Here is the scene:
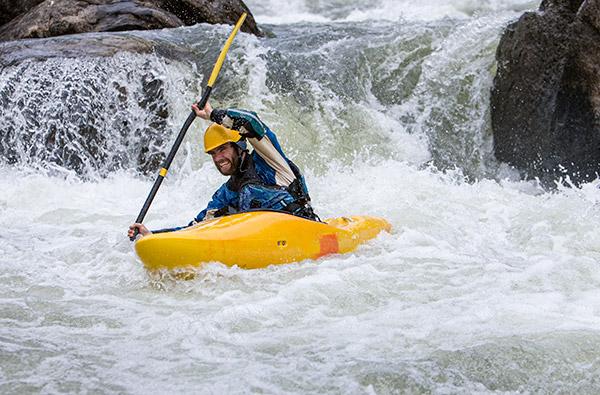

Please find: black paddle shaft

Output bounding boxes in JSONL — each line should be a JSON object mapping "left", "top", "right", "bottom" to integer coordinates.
{"left": 130, "top": 87, "right": 212, "bottom": 241}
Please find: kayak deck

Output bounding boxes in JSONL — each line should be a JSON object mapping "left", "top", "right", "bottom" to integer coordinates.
{"left": 135, "top": 211, "right": 391, "bottom": 270}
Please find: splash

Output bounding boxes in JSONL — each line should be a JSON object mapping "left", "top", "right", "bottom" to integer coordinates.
{"left": 245, "top": 0, "right": 538, "bottom": 23}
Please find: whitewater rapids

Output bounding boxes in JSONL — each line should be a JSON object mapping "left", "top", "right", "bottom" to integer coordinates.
{"left": 2, "top": 0, "right": 600, "bottom": 393}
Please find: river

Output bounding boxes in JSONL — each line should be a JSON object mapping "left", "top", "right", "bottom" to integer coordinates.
{"left": 2, "top": 0, "right": 600, "bottom": 393}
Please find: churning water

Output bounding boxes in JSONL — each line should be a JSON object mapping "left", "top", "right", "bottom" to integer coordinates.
{"left": 2, "top": 0, "right": 600, "bottom": 393}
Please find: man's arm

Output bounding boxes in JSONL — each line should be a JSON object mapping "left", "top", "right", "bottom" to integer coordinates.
{"left": 191, "top": 101, "right": 298, "bottom": 187}
{"left": 193, "top": 102, "right": 268, "bottom": 140}
{"left": 210, "top": 108, "right": 297, "bottom": 187}
{"left": 148, "top": 183, "right": 237, "bottom": 234}
{"left": 210, "top": 108, "right": 266, "bottom": 139}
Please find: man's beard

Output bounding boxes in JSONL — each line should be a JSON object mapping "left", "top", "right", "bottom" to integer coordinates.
{"left": 217, "top": 151, "right": 241, "bottom": 176}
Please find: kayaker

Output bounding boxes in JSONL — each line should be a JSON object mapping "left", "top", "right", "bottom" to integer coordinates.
{"left": 128, "top": 101, "right": 317, "bottom": 238}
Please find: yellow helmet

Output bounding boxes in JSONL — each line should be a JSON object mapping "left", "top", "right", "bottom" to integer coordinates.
{"left": 203, "top": 123, "right": 242, "bottom": 153}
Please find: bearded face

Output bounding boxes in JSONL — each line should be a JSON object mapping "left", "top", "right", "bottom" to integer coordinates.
{"left": 208, "top": 142, "right": 241, "bottom": 176}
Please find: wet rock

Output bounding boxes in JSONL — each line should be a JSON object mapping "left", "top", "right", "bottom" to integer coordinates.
{"left": 491, "top": 0, "right": 600, "bottom": 185}
{"left": 0, "top": 0, "right": 261, "bottom": 42}
{"left": 0, "top": 0, "right": 44, "bottom": 26}
{"left": 160, "top": 0, "right": 259, "bottom": 34}
{"left": 0, "top": 34, "right": 155, "bottom": 68}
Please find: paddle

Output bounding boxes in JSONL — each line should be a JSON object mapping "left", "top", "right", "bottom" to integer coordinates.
{"left": 130, "top": 12, "right": 247, "bottom": 241}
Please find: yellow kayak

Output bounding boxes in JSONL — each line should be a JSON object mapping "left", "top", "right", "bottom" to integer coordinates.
{"left": 135, "top": 211, "right": 391, "bottom": 270}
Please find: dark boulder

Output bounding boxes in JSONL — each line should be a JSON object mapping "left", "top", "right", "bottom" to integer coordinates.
{"left": 159, "top": 0, "right": 258, "bottom": 31}
{"left": 0, "top": 0, "right": 261, "bottom": 42}
{"left": 0, "top": 0, "right": 44, "bottom": 26}
{"left": 491, "top": 0, "right": 600, "bottom": 185}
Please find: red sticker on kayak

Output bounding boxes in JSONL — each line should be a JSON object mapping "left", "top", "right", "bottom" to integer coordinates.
{"left": 318, "top": 234, "right": 339, "bottom": 257}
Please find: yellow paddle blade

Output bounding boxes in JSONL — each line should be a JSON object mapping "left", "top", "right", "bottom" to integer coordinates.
{"left": 207, "top": 12, "right": 247, "bottom": 87}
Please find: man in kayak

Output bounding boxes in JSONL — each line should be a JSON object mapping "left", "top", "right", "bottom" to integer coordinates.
{"left": 128, "top": 102, "right": 317, "bottom": 238}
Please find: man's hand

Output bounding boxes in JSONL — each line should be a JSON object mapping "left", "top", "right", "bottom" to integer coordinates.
{"left": 192, "top": 101, "right": 213, "bottom": 120}
{"left": 128, "top": 223, "right": 151, "bottom": 239}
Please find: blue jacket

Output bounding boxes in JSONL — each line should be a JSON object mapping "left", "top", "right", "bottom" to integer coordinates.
{"left": 153, "top": 108, "right": 311, "bottom": 233}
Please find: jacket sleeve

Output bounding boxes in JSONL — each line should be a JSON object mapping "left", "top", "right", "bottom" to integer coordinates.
{"left": 210, "top": 108, "right": 267, "bottom": 138}
{"left": 211, "top": 108, "right": 296, "bottom": 187}
{"left": 151, "top": 183, "right": 235, "bottom": 234}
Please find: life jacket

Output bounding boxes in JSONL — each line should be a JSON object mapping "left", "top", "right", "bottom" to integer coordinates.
{"left": 216, "top": 151, "right": 318, "bottom": 220}
{"left": 225, "top": 151, "right": 263, "bottom": 192}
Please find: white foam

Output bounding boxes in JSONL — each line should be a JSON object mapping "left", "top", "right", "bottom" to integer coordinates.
{"left": 245, "top": 0, "right": 537, "bottom": 24}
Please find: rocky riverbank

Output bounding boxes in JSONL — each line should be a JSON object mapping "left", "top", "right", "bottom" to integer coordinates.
{"left": 0, "top": 0, "right": 261, "bottom": 42}
{"left": 491, "top": 0, "right": 600, "bottom": 186}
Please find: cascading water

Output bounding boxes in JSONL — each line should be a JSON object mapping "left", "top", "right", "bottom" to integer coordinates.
{"left": 2, "top": 0, "right": 600, "bottom": 393}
